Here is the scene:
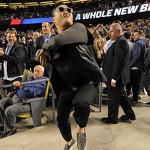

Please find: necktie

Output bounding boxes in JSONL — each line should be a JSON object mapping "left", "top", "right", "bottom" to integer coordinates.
{"left": 5, "top": 45, "right": 12, "bottom": 54}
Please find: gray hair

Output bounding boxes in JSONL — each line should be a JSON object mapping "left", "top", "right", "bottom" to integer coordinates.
{"left": 34, "top": 65, "right": 45, "bottom": 73}
{"left": 110, "top": 23, "right": 123, "bottom": 35}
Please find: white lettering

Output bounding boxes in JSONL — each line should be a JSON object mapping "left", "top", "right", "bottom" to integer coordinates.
{"left": 128, "top": 5, "right": 139, "bottom": 14}
{"left": 75, "top": 14, "right": 81, "bottom": 20}
{"left": 107, "top": 9, "right": 113, "bottom": 17}
{"left": 83, "top": 13, "right": 91, "bottom": 20}
{"left": 140, "top": 4, "right": 148, "bottom": 12}
{"left": 75, "top": 3, "right": 150, "bottom": 20}
{"left": 90, "top": 12, "right": 97, "bottom": 19}
{"left": 149, "top": 4, "right": 150, "bottom": 11}
{"left": 96, "top": 11, "right": 102, "bottom": 18}
{"left": 114, "top": 8, "right": 122, "bottom": 16}
{"left": 102, "top": 11, "right": 107, "bottom": 17}
{"left": 121, "top": 7, "right": 128, "bottom": 15}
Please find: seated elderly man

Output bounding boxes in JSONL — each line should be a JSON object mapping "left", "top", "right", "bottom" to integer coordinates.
{"left": 0, "top": 65, "right": 47, "bottom": 138}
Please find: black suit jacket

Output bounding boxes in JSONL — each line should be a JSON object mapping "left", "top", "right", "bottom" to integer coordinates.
{"left": 36, "top": 36, "right": 45, "bottom": 50}
{"left": 27, "top": 41, "right": 37, "bottom": 61}
{"left": 0, "top": 42, "right": 25, "bottom": 78}
{"left": 103, "top": 36, "right": 130, "bottom": 85}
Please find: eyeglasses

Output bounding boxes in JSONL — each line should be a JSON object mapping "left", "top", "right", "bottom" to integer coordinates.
{"left": 57, "top": 7, "right": 73, "bottom": 13}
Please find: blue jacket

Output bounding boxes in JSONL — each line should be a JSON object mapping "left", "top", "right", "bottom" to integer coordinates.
{"left": 130, "top": 39, "right": 146, "bottom": 71}
{"left": 16, "top": 77, "right": 47, "bottom": 99}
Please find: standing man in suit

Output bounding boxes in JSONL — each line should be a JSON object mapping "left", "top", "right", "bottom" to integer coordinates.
{"left": 36, "top": 22, "right": 54, "bottom": 77}
{"left": 102, "top": 23, "right": 136, "bottom": 124}
{"left": 36, "top": 22, "right": 53, "bottom": 50}
{"left": 0, "top": 28, "right": 25, "bottom": 96}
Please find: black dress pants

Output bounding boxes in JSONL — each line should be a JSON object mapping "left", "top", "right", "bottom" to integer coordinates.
{"left": 130, "top": 69, "right": 143, "bottom": 102}
{"left": 107, "top": 85, "right": 135, "bottom": 120}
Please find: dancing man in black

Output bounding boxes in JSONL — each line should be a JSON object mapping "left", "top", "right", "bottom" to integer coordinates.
{"left": 38, "top": 4, "right": 106, "bottom": 150}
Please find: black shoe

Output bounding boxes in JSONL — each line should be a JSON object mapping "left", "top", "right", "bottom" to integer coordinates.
{"left": 0, "top": 125, "right": 4, "bottom": 131}
{"left": 119, "top": 115, "right": 136, "bottom": 123}
{"left": 129, "top": 115, "right": 136, "bottom": 120}
{"left": 119, "top": 115, "right": 131, "bottom": 123}
{"left": 101, "top": 117, "right": 118, "bottom": 124}
{"left": 0, "top": 128, "right": 17, "bottom": 138}
{"left": 146, "top": 102, "right": 150, "bottom": 105}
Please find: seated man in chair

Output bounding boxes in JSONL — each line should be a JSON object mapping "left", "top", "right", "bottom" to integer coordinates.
{"left": 0, "top": 65, "right": 47, "bottom": 138}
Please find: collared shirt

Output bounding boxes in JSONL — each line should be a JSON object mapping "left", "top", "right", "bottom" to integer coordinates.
{"left": 104, "top": 39, "right": 115, "bottom": 52}
{"left": 3, "top": 44, "right": 12, "bottom": 80}
{"left": 44, "top": 34, "right": 52, "bottom": 42}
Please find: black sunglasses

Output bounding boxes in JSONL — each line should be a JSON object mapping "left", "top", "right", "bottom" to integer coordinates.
{"left": 58, "top": 7, "right": 73, "bottom": 13}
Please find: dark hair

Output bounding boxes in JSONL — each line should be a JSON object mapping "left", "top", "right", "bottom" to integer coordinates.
{"left": 51, "top": 4, "right": 61, "bottom": 17}
{"left": 51, "top": 8, "right": 56, "bottom": 17}
{"left": 5, "top": 28, "right": 17, "bottom": 36}
{"left": 51, "top": 4, "right": 69, "bottom": 17}
{"left": 124, "top": 31, "right": 132, "bottom": 39}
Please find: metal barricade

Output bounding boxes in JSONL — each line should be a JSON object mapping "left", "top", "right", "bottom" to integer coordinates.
{"left": 91, "top": 82, "right": 103, "bottom": 112}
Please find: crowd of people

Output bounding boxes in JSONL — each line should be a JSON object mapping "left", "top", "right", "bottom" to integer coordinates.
{"left": 0, "top": 18, "right": 149, "bottom": 47}
{"left": 0, "top": 0, "right": 149, "bottom": 19}
{"left": 0, "top": 2, "right": 149, "bottom": 150}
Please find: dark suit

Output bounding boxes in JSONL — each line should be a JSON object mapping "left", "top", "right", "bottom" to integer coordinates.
{"left": 27, "top": 41, "right": 37, "bottom": 59}
{"left": 26, "top": 40, "right": 38, "bottom": 70}
{"left": 0, "top": 42, "right": 25, "bottom": 79}
{"left": 36, "top": 36, "right": 45, "bottom": 50}
{"left": 36, "top": 35, "right": 55, "bottom": 50}
{"left": 36, "top": 35, "right": 52, "bottom": 77}
{"left": 103, "top": 36, "right": 135, "bottom": 120}
{"left": 0, "top": 42, "right": 25, "bottom": 94}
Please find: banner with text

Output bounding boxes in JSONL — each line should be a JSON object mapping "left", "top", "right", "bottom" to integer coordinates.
{"left": 75, "top": 3, "right": 150, "bottom": 20}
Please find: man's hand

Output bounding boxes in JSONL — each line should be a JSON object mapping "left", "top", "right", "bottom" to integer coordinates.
{"left": 98, "top": 24, "right": 104, "bottom": 32}
{"left": 13, "top": 81, "right": 22, "bottom": 88}
{"left": 0, "top": 48, "right": 4, "bottom": 57}
{"left": 111, "top": 79, "right": 117, "bottom": 88}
